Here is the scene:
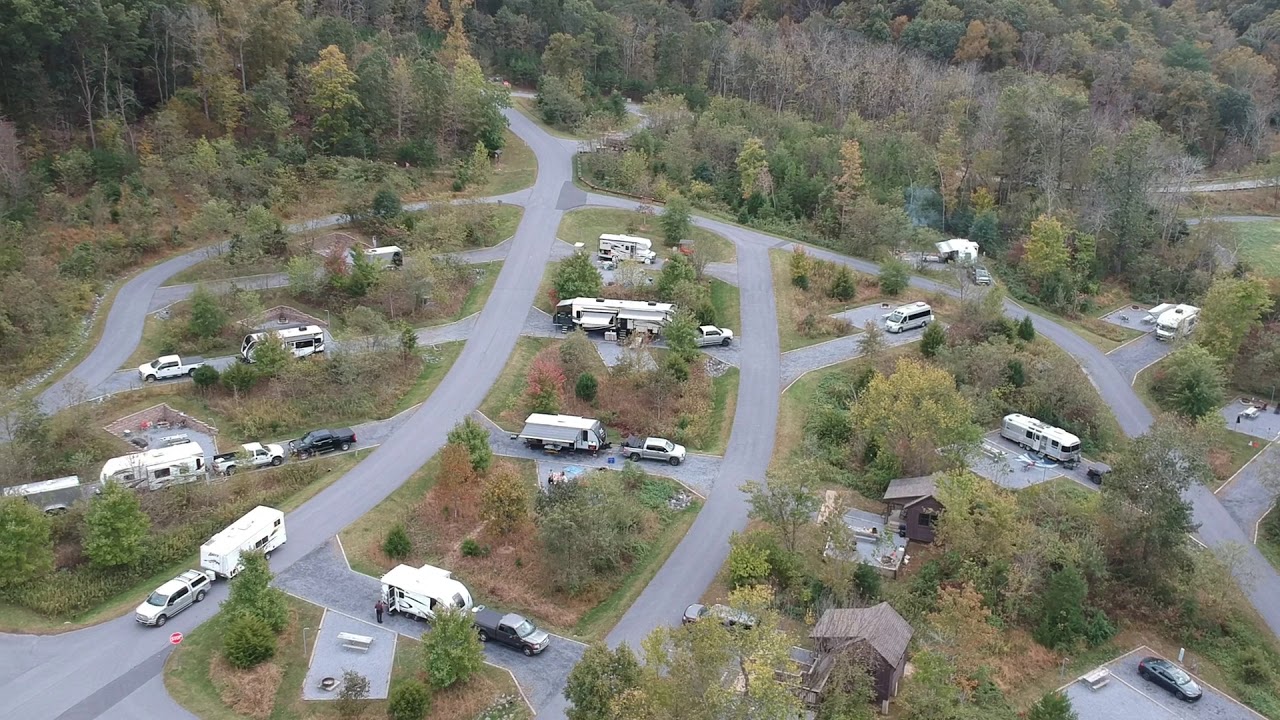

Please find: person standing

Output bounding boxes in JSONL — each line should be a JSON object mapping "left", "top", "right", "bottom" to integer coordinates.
{"left": 375, "top": 599, "right": 386, "bottom": 624}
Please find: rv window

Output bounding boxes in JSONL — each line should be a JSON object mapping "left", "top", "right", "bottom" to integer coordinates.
{"left": 907, "top": 310, "right": 931, "bottom": 322}
{"left": 452, "top": 593, "right": 465, "bottom": 608}
{"left": 1051, "top": 440, "right": 1059, "bottom": 448}
{"left": 1025, "top": 430, "right": 1034, "bottom": 439}
{"left": 274, "top": 519, "right": 281, "bottom": 527}
{"left": 1062, "top": 442, "right": 1080, "bottom": 453}
{"left": 154, "top": 468, "right": 172, "bottom": 479}
{"left": 295, "top": 339, "right": 313, "bottom": 349}
{"left": 255, "top": 535, "right": 269, "bottom": 549}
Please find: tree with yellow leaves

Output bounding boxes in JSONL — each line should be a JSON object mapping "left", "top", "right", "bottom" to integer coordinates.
{"left": 832, "top": 139, "right": 866, "bottom": 230}
{"left": 307, "top": 45, "right": 361, "bottom": 149}
{"left": 736, "top": 137, "right": 768, "bottom": 201}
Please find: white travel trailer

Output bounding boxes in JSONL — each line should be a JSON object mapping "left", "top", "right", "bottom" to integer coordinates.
{"left": 1000, "top": 413, "right": 1082, "bottom": 464}
{"left": 552, "top": 297, "right": 676, "bottom": 335}
{"left": 363, "top": 245, "right": 404, "bottom": 269}
{"left": 884, "top": 302, "right": 934, "bottom": 333}
{"left": 2, "top": 475, "right": 95, "bottom": 513}
{"left": 99, "top": 443, "right": 207, "bottom": 491}
{"left": 240, "top": 325, "right": 326, "bottom": 362}
{"left": 380, "top": 563, "right": 474, "bottom": 621}
{"left": 1154, "top": 304, "right": 1199, "bottom": 341}
{"left": 200, "top": 505, "right": 287, "bottom": 578}
{"left": 598, "top": 233, "right": 657, "bottom": 264}
{"left": 934, "top": 238, "right": 980, "bottom": 264}
{"left": 515, "top": 413, "right": 611, "bottom": 454}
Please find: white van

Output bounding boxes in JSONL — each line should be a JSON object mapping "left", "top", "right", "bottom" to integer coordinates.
{"left": 381, "top": 563, "right": 474, "bottom": 621}
{"left": 884, "top": 302, "right": 933, "bottom": 333}
{"left": 200, "top": 506, "right": 287, "bottom": 578}
{"left": 240, "top": 325, "right": 325, "bottom": 362}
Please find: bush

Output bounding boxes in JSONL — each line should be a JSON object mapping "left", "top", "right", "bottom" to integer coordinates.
{"left": 1017, "top": 315, "right": 1036, "bottom": 341}
{"left": 461, "top": 538, "right": 489, "bottom": 557}
{"left": 0, "top": 497, "right": 54, "bottom": 590}
{"left": 220, "top": 362, "right": 259, "bottom": 394}
{"left": 1235, "top": 645, "right": 1276, "bottom": 686}
{"left": 852, "top": 563, "right": 882, "bottom": 601}
{"left": 727, "top": 534, "right": 772, "bottom": 588}
{"left": 388, "top": 680, "right": 433, "bottom": 720}
{"left": 84, "top": 482, "right": 150, "bottom": 569}
{"left": 920, "top": 320, "right": 946, "bottom": 358}
{"left": 878, "top": 258, "right": 910, "bottom": 295}
{"left": 829, "top": 265, "right": 857, "bottom": 301}
{"left": 421, "top": 608, "right": 485, "bottom": 689}
{"left": 383, "top": 524, "right": 412, "bottom": 559}
{"left": 337, "top": 669, "right": 371, "bottom": 719}
{"left": 575, "top": 372, "right": 598, "bottom": 402}
{"left": 223, "top": 612, "right": 277, "bottom": 669}
{"left": 446, "top": 418, "right": 493, "bottom": 473}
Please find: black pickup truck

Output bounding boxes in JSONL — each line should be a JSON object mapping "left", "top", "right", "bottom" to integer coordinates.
{"left": 472, "top": 607, "right": 551, "bottom": 656}
{"left": 288, "top": 428, "right": 356, "bottom": 458}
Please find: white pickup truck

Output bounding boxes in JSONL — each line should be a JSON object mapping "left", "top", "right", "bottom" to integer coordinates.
{"left": 695, "top": 325, "right": 734, "bottom": 347}
{"left": 138, "top": 355, "right": 206, "bottom": 382}
{"left": 212, "top": 442, "right": 285, "bottom": 475}
{"left": 621, "top": 436, "right": 687, "bottom": 466}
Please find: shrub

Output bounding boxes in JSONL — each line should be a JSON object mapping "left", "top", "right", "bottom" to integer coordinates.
{"left": 879, "top": 258, "right": 910, "bottom": 295}
{"left": 223, "top": 551, "right": 289, "bottom": 633}
{"left": 421, "top": 608, "right": 485, "bottom": 689}
{"left": 727, "top": 533, "right": 772, "bottom": 588}
{"left": 481, "top": 466, "right": 532, "bottom": 530}
{"left": 223, "top": 612, "right": 277, "bottom": 669}
{"left": 446, "top": 418, "right": 493, "bottom": 474}
{"left": 1017, "top": 315, "right": 1036, "bottom": 341}
{"left": 84, "top": 482, "right": 150, "bottom": 569}
{"left": 575, "top": 372, "right": 598, "bottom": 402}
{"left": 920, "top": 320, "right": 946, "bottom": 358}
{"left": 829, "top": 266, "right": 856, "bottom": 301}
{"left": 191, "top": 364, "right": 221, "bottom": 390}
{"left": 220, "top": 361, "right": 259, "bottom": 394}
{"left": 384, "top": 524, "right": 412, "bottom": 559}
{"left": 461, "top": 538, "right": 489, "bottom": 557}
{"left": 0, "top": 497, "right": 54, "bottom": 589}
{"left": 337, "top": 669, "right": 371, "bottom": 719}
{"left": 388, "top": 679, "right": 433, "bottom": 720}
{"left": 1235, "top": 645, "right": 1276, "bottom": 686}
{"left": 552, "top": 252, "right": 603, "bottom": 303}
{"left": 852, "top": 563, "right": 882, "bottom": 601}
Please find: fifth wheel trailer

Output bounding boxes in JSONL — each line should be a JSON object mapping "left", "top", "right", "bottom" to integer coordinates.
{"left": 99, "top": 442, "right": 208, "bottom": 491}
{"left": 200, "top": 505, "right": 287, "bottom": 578}
{"left": 515, "top": 413, "right": 611, "bottom": 454}
{"left": 552, "top": 297, "right": 675, "bottom": 336}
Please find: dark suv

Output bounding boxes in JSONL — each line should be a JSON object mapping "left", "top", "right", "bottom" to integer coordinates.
{"left": 288, "top": 428, "right": 356, "bottom": 458}
{"left": 1138, "top": 656, "right": 1202, "bottom": 702}
{"left": 473, "top": 607, "right": 551, "bottom": 656}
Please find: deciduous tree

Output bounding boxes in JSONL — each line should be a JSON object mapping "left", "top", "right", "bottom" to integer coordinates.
{"left": 1152, "top": 344, "right": 1226, "bottom": 419}
{"left": 307, "top": 45, "right": 361, "bottom": 149}
{"left": 736, "top": 137, "right": 768, "bottom": 200}
{"left": 187, "top": 286, "right": 227, "bottom": 339}
{"left": 564, "top": 642, "right": 642, "bottom": 720}
{"left": 84, "top": 481, "right": 150, "bottom": 569}
{"left": 421, "top": 607, "right": 484, "bottom": 689}
{"left": 659, "top": 194, "right": 692, "bottom": 247}
{"left": 481, "top": 463, "right": 532, "bottom": 529}
{"left": 1197, "top": 275, "right": 1274, "bottom": 362}
{"left": 741, "top": 464, "right": 820, "bottom": 553}
{"left": 552, "top": 252, "right": 603, "bottom": 304}
{"left": 0, "top": 497, "right": 53, "bottom": 589}
{"left": 446, "top": 418, "right": 492, "bottom": 473}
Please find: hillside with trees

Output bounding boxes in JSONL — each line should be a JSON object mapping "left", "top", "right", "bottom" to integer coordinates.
{"left": 0, "top": 0, "right": 510, "bottom": 387}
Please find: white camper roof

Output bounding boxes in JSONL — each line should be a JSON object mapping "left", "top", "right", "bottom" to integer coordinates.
{"left": 381, "top": 563, "right": 470, "bottom": 599}
{"left": 935, "top": 238, "right": 979, "bottom": 255}
{"left": 201, "top": 506, "right": 284, "bottom": 557}
{"left": 524, "top": 413, "right": 600, "bottom": 431}
{"left": 100, "top": 442, "right": 205, "bottom": 482}
{"left": 3, "top": 476, "right": 80, "bottom": 497}
{"left": 599, "top": 233, "right": 653, "bottom": 249}
{"left": 1156, "top": 304, "right": 1199, "bottom": 327}
{"left": 888, "top": 301, "right": 931, "bottom": 315}
{"left": 364, "top": 245, "right": 403, "bottom": 256}
{"left": 259, "top": 325, "right": 324, "bottom": 340}
{"left": 556, "top": 297, "right": 676, "bottom": 314}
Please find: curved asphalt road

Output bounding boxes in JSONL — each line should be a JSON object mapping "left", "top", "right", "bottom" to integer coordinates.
{"left": 6, "top": 107, "right": 1280, "bottom": 720}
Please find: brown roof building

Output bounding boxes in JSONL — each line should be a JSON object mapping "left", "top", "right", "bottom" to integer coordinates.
{"left": 883, "top": 475, "right": 942, "bottom": 543}
{"left": 802, "top": 603, "right": 915, "bottom": 705}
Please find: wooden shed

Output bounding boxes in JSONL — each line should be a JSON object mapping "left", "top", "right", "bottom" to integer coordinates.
{"left": 883, "top": 475, "right": 942, "bottom": 543}
{"left": 807, "top": 603, "right": 915, "bottom": 704}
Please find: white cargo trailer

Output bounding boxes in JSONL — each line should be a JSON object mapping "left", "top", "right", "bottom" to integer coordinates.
{"left": 380, "top": 563, "right": 474, "bottom": 621}
{"left": 200, "top": 505, "right": 287, "bottom": 578}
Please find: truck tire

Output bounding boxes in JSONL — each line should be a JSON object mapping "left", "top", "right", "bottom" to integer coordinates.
{"left": 669, "top": 456, "right": 681, "bottom": 466}
{"left": 195, "top": 589, "right": 207, "bottom": 602}
{"left": 477, "top": 630, "right": 489, "bottom": 643}
{"left": 523, "top": 645, "right": 534, "bottom": 657}
{"left": 629, "top": 452, "right": 641, "bottom": 462}
{"left": 188, "top": 369, "right": 197, "bottom": 377}
{"left": 224, "top": 466, "right": 236, "bottom": 476}
{"left": 270, "top": 456, "right": 283, "bottom": 466}
{"left": 144, "top": 375, "right": 156, "bottom": 383}
{"left": 156, "top": 614, "right": 167, "bottom": 627}
{"left": 722, "top": 337, "right": 731, "bottom": 346}
{"left": 298, "top": 450, "right": 311, "bottom": 459}
{"left": 339, "top": 442, "right": 351, "bottom": 451}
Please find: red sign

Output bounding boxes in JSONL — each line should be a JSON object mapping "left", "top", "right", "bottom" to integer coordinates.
{"left": 170, "top": 632, "right": 183, "bottom": 645}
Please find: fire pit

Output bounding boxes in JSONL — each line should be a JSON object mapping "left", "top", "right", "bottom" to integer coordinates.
{"left": 319, "top": 677, "right": 337, "bottom": 692}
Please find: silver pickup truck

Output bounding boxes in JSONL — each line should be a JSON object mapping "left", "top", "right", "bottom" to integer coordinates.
{"left": 621, "top": 436, "right": 687, "bottom": 466}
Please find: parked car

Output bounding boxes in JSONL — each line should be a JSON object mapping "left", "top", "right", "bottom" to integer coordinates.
{"left": 213, "top": 442, "right": 285, "bottom": 475}
{"left": 472, "top": 607, "right": 551, "bottom": 656}
{"left": 682, "top": 603, "right": 757, "bottom": 629}
{"left": 971, "top": 266, "right": 992, "bottom": 286}
{"left": 1138, "top": 657, "right": 1202, "bottom": 702}
{"left": 135, "top": 569, "right": 214, "bottom": 626}
{"left": 137, "top": 355, "right": 205, "bottom": 382}
{"left": 695, "top": 325, "right": 734, "bottom": 347}
{"left": 621, "top": 436, "right": 687, "bottom": 466}
{"left": 288, "top": 428, "right": 356, "bottom": 458}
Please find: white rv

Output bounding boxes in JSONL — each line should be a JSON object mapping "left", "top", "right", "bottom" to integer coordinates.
{"left": 99, "top": 443, "right": 207, "bottom": 491}
{"left": 363, "top": 245, "right": 404, "bottom": 269}
{"left": 3, "top": 475, "right": 94, "bottom": 513}
{"left": 515, "top": 413, "right": 611, "bottom": 454}
{"left": 598, "top": 234, "right": 657, "bottom": 264}
{"left": 884, "top": 302, "right": 934, "bottom": 333}
{"left": 1154, "top": 304, "right": 1199, "bottom": 341}
{"left": 200, "top": 505, "right": 287, "bottom": 578}
{"left": 934, "top": 238, "right": 980, "bottom": 264}
{"left": 1000, "top": 413, "right": 1082, "bottom": 464}
{"left": 240, "top": 325, "right": 325, "bottom": 362}
{"left": 552, "top": 297, "right": 676, "bottom": 335}
{"left": 380, "top": 563, "right": 474, "bottom": 621}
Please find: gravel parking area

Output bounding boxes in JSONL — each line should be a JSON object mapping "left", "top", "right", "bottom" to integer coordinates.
{"left": 1217, "top": 443, "right": 1278, "bottom": 531}
{"left": 780, "top": 304, "right": 929, "bottom": 387}
{"left": 1222, "top": 401, "right": 1280, "bottom": 442}
{"left": 277, "top": 540, "right": 585, "bottom": 719}
{"left": 1065, "top": 647, "right": 1264, "bottom": 720}
{"left": 521, "top": 307, "right": 564, "bottom": 339}
{"left": 966, "top": 432, "right": 1099, "bottom": 491}
{"left": 303, "top": 610, "right": 397, "bottom": 700}
{"left": 478, "top": 414, "right": 722, "bottom": 495}
{"left": 1107, "top": 334, "right": 1173, "bottom": 382}
{"left": 1100, "top": 306, "right": 1158, "bottom": 332}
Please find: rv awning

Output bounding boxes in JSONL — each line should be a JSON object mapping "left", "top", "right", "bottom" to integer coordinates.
{"left": 520, "top": 421, "right": 581, "bottom": 444}
{"left": 579, "top": 312, "right": 615, "bottom": 330}
{"left": 616, "top": 309, "right": 667, "bottom": 322}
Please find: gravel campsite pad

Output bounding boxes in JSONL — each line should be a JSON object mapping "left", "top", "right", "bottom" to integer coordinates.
{"left": 302, "top": 610, "right": 397, "bottom": 701}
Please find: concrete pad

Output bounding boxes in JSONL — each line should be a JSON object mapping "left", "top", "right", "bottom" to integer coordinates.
{"left": 1222, "top": 400, "right": 1280, "bottom": 442}
{"left": 1107, "top": 334, "right": 1174, "bottom": 382}
{"left": 966, "top": 432, "right": 1099, "bottom": 491}
{"left": 826, "top": 508, "right": 906, "bottom": 574}
{"left": 303, "top": 610, "right": 397, "bottom": 700}
{"left": 830, "top": 302, "right": 896, "bottom": 329}
{"left": 1064, "top": 646, "right": 1265, "bottom": 720}
{"left": 1100, "top": 306, "right": 1158, "bottom": 333}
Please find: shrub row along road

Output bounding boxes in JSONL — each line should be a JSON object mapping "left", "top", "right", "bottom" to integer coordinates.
{"left": 3, "top": 104, "right": 1279, "bottom": 720}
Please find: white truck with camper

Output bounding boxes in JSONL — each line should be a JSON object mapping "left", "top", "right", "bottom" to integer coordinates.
{"left": 515, "top": 413, "right": 612, "bottom": 454}
{"left": 621, "top": 436, "right": 687, "bottom": 466}
{"left": 381, "top": 563, "right": 474, "bottom": 621}
{"left": 240, "top": 324, "right": 326, "bottom": 362}
{"left": 1000, "top": 413, "right": 1082, "bottom": 465}
{"left": 1152, "top": 303, "right": 1199, "bottom": 341}
{"left": 99, "top": 442, "right": 208, "bottom": 490}
{"left": 598, "top": 233, "right": 657, "bottom": 264}
{"left": 200, "top": 505, "right": 287, "bottom": 578}
{"left": 552, "top": 297, "right": 675, "bottom": 337}
{"left": 212, "top": 442, "right": 286, "bottom": 476}
{"left": 137, "top": 355, "right": 206, "bottom": 382}
{"left": 2, "top": 475, "right": 97, "bottom": 513}
{"left": 884, "top": 302, "right": 934, "bottom": 333}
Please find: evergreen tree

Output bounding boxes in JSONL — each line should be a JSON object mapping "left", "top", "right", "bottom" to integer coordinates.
{"left": 1034, "top": 565, "right": 1088, "bottom": 650}
{"left": 1017, "top": 315, "right": 1035, "bottom": 341}
{"left": 552, "top": 252, "right": 603, "bottom": 303}
{"left": 446, "top": 418, "right": 493, "bottom": 473}
{"left": 1027, "top": 691, "right": 1079, "bottom": 720}
{"left": 920, "top": 320, "right": 946, "bottom": 357}
{"left": 187, "top": 286, "right": 228, "bottom": 339}
{"left": 84, "top": 482, "right": 150, "bottom": 569}
{"left": 0, "top": 497, "right": 53, "bottom": 589}
{"left": 659, "top": 193, "right": 692, "bottom": 247}
{"left": 223, "top": 551, "right": 289, "bottom": 633}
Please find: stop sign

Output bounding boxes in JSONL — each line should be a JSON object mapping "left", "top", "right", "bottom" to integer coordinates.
{"left": 170, "top": 632, "right": 183, "bottom": 645}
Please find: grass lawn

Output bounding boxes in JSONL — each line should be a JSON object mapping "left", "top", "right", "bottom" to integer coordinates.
{"left": 479, "top": 130, "right": 538, "bottom": 197}
{"left": 453, "top": 262, "right": 501, "bottom": 321}
{"left": 125, "top": 312, "right": 240, "bottom": 368}
{"left": 770, "top": 250, "right": 867, "bottom": 352}
{"left": 557, "top": 207, "right": 737, "bottom": 263}
{"left": 774, "top": 358, "right": 856, "bottom": 470}
{"left": 512, "top": 95, "right": 581, "bottom": 140}
{"left": 0, "top": 449, "right": 369, "bottom": 634}
{"left": 1016, "top": 302, "right": 1139, "bottom": 354}
{"left": 710, "top": 278, "right": 740, "bottom": 332}
{"left": 391, "top": 342, "right": 465, "bottom": 415}
{"left": 478, "top": 337, "right": 553, "bottom": 432}
{"left": 1259, "top": 510, "right": 1280, "bottom": 571}
{"left": 1231, "top": 220, "right": 1280, "bottom": 277}
{"left": 704, "top": 368, "right": 740, "bottom": 456}
{"left": 487, "top": 204, "right": 524, "bottom": 244}
{"left": 168, "top": 254, "right": 293, "bottom": 286}
{"left": 165, "top": 595, "right": 523, "bottom": 720}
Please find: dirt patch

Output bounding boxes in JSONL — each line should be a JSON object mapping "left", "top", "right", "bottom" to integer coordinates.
{"left": 209, "top": 654, "right": 285, "bottom": 719}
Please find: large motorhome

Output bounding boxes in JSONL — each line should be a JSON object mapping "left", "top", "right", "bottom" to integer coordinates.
{"left": 515, "top": 413, "right": 611, "bottom": 454}
{"left": 552, "top": 297, "right": 675, "bottom": 336}
{"left": 200, "top": 505, "right": 287, "bottom": 578}
{"left": 99, "top": 443, "right": 208, "bottom": 490}
{"left": 240, "top": 325, "right": 325, "bottom": 362}
{"left": 1000, "top": 413, "right": 1082, "bottom": 464}
{"left": 1153, "top": 304, "right": 1199, "bottom": 341}
{"left": 380, "top": 563, "right": 474, "bottom": 621}
{"left": 598, "top": 233, "right": 657, "bottom": 264}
